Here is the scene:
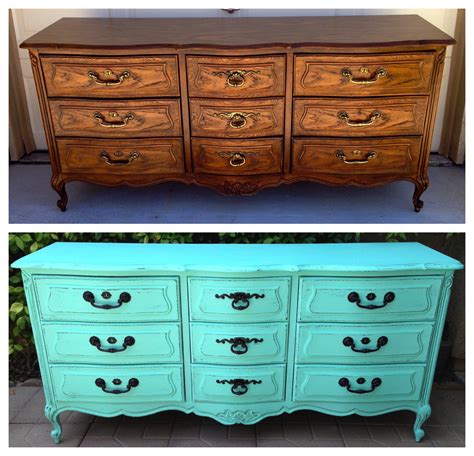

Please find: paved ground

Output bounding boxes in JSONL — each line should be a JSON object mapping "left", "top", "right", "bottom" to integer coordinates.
{"left": 9, "top": 385, "right": 464, "bottom": 447}
{"left": 9, "top": 163, "right": 464, "bottom": 224}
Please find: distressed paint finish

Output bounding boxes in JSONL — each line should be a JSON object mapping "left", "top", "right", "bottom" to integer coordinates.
{"left": 11, "top": 242, "right": 462, "bottom": 444}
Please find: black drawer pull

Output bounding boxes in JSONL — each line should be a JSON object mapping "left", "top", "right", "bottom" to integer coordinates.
{"left": 342, "top": 336, "right": 388, "bottom": 353}
{"left": 215, "top": 337, "right": 264, "bottom": 355}
{"left": 89, "top": 335, "right": 135, "bottom": 353}
{"left": 216, "top": 378, "right": 262, "bottom": 395}
{"left": 95, "top": 377, "right": 139, "bottom": 394}
{"left": 347, "top": 291, "right": 395, "bottom": 309}
{"left": 338, "top": 377, "right": 382, "bottom": 394}
{"left": 215, "top": 292, "right": 265, "bottom": 310}
{"left": 82, "top": 291, "right": 131, "bottom": 309}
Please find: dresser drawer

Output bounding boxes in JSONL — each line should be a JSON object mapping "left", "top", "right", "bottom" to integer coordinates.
{"left": 192, "top": 365, "right": 286, "bottom": 403}
{"left": 192, "top": 138, "right": 283, "bottom": 175}
{"left": 49, "top": 99, "right": 182, "bottom": 138}
{"left": 294, "top": 53, "right": 434, "bottom": 96}
{"left": 34, "top": 276, "right": 180, "bottom": 322}
{"left": 294, "top": 364, "right": 424, "bottom": 403}
{"left": 296, "top": 323, "right": 433, "bottom": 364}
{"left": 57, "top": 138, "right": 184, "bottom": 175}
{"left": 42, "top": 55, "right": 179, "bottom": 98}
{"left": 293, "top": 97, "right": 428, "bottom": 137}
{"left": 292, "top": 137, "right": 422, "bottom": 175}
{"left": 191, "top": 323, "right": 287, "bottom": 364}
{"left": 43, "top": 323, "right": 182, "bottom": 364}
{"left": 50, "top": 365, "right": 184, "bottom": 403}
{"left": 189, "top": 277, "right": 290, "bottom": 322}
{"left": 190, "top": 98, "right": 285, "bottom": 138}
{"left": 187, "top": 55, "right": 285, "bottom": 98}
{"left": 298, "top": 276, "right": 443, "bottom": 322}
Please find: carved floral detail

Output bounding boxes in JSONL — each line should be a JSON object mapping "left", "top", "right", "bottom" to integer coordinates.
{"left": 216, "top": 409, "right": 261, "bottom": 423}
{"left": 223, "top": 181, "right": 258, "bottom": 195}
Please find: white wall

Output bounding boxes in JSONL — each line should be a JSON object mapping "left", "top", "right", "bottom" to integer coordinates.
{"left": 12, "top": 8, "right": 458, "bottom": 151}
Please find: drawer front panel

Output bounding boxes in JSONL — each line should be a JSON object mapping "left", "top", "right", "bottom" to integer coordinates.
{"left": 294, "top": 53, "right": 434, "bottom": 96}
{"left": 42, "top": 55, "right": 179, "bottom": 98}
{"left": 192, "top": 138, "right": 283, "bottom": 175}
{"left": 190, "top": 323, "right": 288, "bottom": 364}
{"left": 51, "top": 365, "right": 184, "bottom": 403}
{"left": 187, "top": 55, "right": 286, "bottom": 98}
{"left": 43, "top": 323, "right": 182, "bottom": 364}
{"left": 34, "top": 276, "right": 180, "bottom": 322}
{"left": 294, "top": 364, "right": 425, "bottom": 403}
{"left": 50, "top": 99, "right": 182, "bottom": 138}
{"left": 57, "top": 138, "right": 184, "bottom": 174}
{"left": 190, "top": 98, "right": 285, "bottom": 138}
{"left": 293, "top": 97, "right": 428, "bottom": 137}
{"left": 292, "top": 137, "right": 422, "bottom": 175}
{"left": 298, "top": 276, "right": 442, "bottom": 322}
{"left": 192, "top": 365, "right": 286, "bottom": 403}
{"left": 296, "top": 323, "right": 433, "bottom": 364}
{"left": 189, "top": 277, "right": 290, "bottom": 322}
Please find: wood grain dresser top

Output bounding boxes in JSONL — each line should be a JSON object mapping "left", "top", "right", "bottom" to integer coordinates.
{"left": 20, "top": 15, "right": 454, "bottom": 50}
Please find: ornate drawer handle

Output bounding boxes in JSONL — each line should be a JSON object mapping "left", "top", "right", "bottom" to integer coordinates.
{"left": 342, "top": 336, "right": 388, "bottom": 353}
{"left": 212, "top": 69, "right": 260, "bottom": 88}
{"left": 82, "top": 291, "right": 131, "bottom": 309}
{"left": 95, "top": 377, "right": 139, "bottom": 394}
{"left": 341, "top": 67, "right": 387, "bottom": 85}
{"left": 89, "top": 335, "right": 135, "bottom": 353}
{"left": 94, "top": 111, "right": 134, "bottom": 128}
{"left": 215, "top": 292, "right": 265, "bottom": 311}
{"left": 99, "top": 150, "right": 140, "bottom": 166}
{"left": 217, "top": 151, "right": 258, "bottom": 167}
{"left": 339, "top": 377, "right": 382, "bottom": 394}
{"left": 88, "top": 69, "right": 131, "bottom": 86}
{"left": 335, "top": 150, "right": 377, "bottom": 164}
{"left": 213, "top": 111, "right": 260, "bottom": 129}
{"left": 216, "top": 337, "right": 264, "bottom": 355}
{"left": 338, "top": 110, "right": 381, "bottom": 127}
{"left": 216, "top": 378, "right": 262, "bottom": 396}
{"left": 347, "top": 291, "right": 395, "bottom": 309}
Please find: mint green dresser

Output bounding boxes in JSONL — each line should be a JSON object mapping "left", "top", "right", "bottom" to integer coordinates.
{"left": 12, "top": 242, "right": 462, "bottom": 444}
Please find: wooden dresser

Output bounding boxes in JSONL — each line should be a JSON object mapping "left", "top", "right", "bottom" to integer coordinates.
{"left": 20, "top": 16, "right": 454, "bottom": 212}
{"left": 12, "top": 242, "right": 462, "bottom": 444}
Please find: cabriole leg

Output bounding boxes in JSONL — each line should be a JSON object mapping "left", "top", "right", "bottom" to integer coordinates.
{"left": 413, "top": 404, "right": 431, "bottom": 442}
{"left": 51, "top": 179, "right": 68, "bottom": 212}
{"left": 45, "top": 404, "right": 62, "bottom": 444}
{"left": 413, "top": 180, "right": 428, "bottom": 212}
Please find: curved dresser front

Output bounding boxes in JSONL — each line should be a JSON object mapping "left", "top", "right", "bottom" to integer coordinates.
{"left": 12, "top": 242, "right": 463, "bottom": 443}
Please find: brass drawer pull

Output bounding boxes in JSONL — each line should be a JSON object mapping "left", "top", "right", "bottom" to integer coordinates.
{"left": 94, "top": 111, "right": 134, "bottom": 128}
{"left": 88, "top": 69, "right": 131, "bottom": 86}
{"left": 217, "top": 151, "right": 258, "bottom": 167}
{"left": 339, "top": 377, "right": 382, "bottom": 394}
{"left": 212, "top": 69, "right": 260, "bottom": 88}
{"left": 99, "top": 150, "right": 140, "bottom": 166}
{"left": 338, "top": 110, "right": 381, "bottom": 127}
{"left": 341, "top": 67, "right": 387, "bottom": 85}
{"left": 335, "top": 150, "right": 377, "bottom": 164}
{"left": 213, "top": 111, "right": 260, "bottom": 129}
